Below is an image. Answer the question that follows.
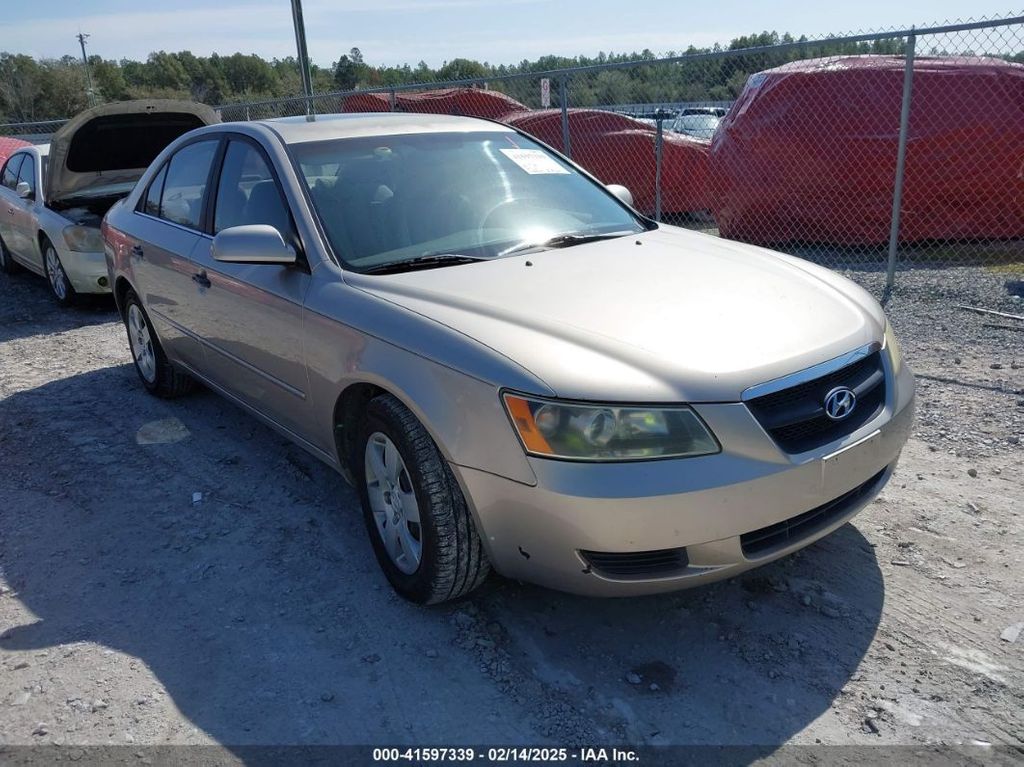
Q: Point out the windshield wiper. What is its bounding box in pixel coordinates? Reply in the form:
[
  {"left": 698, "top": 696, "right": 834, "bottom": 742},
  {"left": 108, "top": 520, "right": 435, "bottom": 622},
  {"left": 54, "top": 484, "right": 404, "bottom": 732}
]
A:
[
  {"left": 502, "top": 231, "right": 634, "bottom": 256},
  {"left": 362, "top": 253, "right": 486, "bottom": 275}
]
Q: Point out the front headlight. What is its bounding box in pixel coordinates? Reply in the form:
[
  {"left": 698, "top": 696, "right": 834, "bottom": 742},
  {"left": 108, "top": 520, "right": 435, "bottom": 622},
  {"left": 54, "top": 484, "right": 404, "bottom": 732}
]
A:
[
  {"left": 884, "top": 321, "right": 903, "bottom": 376},
  {"left": 503, "top": 393, "right": 720, "bottom": 461},
  {"left": 62, "top": 224, "right": 103, "bottom": 253}
]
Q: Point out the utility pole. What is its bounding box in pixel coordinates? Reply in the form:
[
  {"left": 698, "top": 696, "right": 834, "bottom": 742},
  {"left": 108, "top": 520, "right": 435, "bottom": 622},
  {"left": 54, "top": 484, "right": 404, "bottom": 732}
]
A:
[
  {"left": 76, "top": 32, "right": 97, "bottom": 106},
  {"left": 289, "top": 0, "right": 315, "bottom": 118}
]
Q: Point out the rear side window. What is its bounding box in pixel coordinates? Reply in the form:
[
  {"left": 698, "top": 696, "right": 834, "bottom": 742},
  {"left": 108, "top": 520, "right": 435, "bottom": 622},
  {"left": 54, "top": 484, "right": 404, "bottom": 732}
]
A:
[
  {"left": 213, "top": 140, "right": 292, "bottom": 236},
  {"left": 144, "top": 164, "right": 167, "bottom": 216},
  {"left": 1, "top": 154, "right": 24, "bottom": 190},
  {"left": 158, "top": 140, "right": 218, "bottom": 230}
]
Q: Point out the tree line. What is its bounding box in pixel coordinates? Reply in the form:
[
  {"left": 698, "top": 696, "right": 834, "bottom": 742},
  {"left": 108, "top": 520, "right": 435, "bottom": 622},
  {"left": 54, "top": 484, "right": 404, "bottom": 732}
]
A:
[{"left": 1, "top": 31, "right": 1013, "bottom": 124}]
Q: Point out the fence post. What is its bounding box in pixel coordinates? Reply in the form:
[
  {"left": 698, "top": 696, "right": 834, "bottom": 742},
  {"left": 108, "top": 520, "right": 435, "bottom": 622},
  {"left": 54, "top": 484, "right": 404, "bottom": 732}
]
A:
[
  {"left": 885, "top": 30, "right": 916, "bottom": 300},
  {"left": 559, "top": 76, "right": 571, "bottom": 158},
  {"left": 389, "top": 89, "right": 397, "bottom": 112}
]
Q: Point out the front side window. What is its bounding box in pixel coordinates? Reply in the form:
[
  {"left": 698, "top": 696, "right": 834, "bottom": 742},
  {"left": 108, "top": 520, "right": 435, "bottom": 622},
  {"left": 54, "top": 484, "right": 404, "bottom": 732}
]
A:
[
  {"left": 213, "top": 140, "right": 292, "bottom": 236},
  {"left": 159, "top": 140, "right": 218, "bottom": 229},
  {"left": 290, "top": 131, "right": 647, "bottom": 271},
  {"left": 1, "top": 154, "right": 24, "bottom": 190},
  {"left": 16, "top": 154, "right": 35, "bottom": 196}
]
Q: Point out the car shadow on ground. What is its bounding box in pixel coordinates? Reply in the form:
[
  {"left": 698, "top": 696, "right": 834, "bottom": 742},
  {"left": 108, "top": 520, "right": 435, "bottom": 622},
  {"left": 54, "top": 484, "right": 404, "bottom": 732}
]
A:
[
  {"left": 0, "top": 271, "right": 117, "bottom": 344},
  {"left": 0, "top": 363, "right": 884, "bottom": 753}
]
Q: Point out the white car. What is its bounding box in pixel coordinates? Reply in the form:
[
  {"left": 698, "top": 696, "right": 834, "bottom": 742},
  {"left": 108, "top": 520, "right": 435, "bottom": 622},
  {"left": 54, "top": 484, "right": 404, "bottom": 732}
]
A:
[{"left": 0, "top": 100, "right": 217, "bottom": 306}]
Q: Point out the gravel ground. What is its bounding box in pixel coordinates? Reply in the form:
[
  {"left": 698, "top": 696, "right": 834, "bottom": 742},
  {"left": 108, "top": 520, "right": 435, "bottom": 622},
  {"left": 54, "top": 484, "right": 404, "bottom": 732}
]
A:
[{"left": 0, "top": 263, "right": 1021, "bottom": 757}]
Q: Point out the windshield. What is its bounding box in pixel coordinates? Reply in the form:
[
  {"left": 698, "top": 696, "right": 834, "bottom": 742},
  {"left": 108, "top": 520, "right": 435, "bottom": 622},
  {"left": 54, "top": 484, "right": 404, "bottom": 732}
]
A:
[
  {"left": 290, "top": 130, "right": 647, "bottom": 271},
  {"left": 672, "top": 114, "right": 720, "bottom": 139}
]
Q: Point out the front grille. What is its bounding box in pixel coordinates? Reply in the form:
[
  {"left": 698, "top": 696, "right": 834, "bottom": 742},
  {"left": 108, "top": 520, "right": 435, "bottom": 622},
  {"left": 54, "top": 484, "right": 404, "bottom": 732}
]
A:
[
  {"left": 746, "top": 351, "right": 886, "bottom": 453},
  {"left": 741, "top": 467, "right": 887, "bottom": 557},
  {"left": 580, "top": 547, "right": 689, "bottom": 578}
]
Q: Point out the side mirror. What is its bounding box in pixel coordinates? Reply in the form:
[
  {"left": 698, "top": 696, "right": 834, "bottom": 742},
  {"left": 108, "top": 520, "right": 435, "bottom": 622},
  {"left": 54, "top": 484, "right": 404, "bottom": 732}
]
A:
[
  {"left": 607, "top": 184, "right": 633, "bottom": 208},
  {"left": 15, "top": 181, "right": 32, "bottom": 199},
  {"left": 212, "top": 224, "right": 296, "bottom": 266}
]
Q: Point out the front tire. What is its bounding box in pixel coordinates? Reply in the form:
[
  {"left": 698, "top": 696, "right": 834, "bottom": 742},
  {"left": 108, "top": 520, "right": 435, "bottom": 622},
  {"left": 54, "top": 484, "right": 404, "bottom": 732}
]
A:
[
  {"left": 122, "top": 288, "right": 195, "bottom": 398},
  {"left": 42, "top": 238, "right": 77, "bottom": 307},
  {"left": 356, "top": 394, "right": 491, "bottom": 604}
]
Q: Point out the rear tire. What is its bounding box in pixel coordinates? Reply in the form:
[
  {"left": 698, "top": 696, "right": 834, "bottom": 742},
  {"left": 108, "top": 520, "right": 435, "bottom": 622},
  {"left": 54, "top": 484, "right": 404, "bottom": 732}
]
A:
[
  {"left": 355, "top": 394, "right": 490, "bottom": 604},
  {"left": 0, "top": 235, "right": 19, "bottom": 275},
  {"left": 42, "top": 237, "right": 77, "bottom": 307},
  {"left": 122, "top": 288, "right": 195, "bottom": 398}
]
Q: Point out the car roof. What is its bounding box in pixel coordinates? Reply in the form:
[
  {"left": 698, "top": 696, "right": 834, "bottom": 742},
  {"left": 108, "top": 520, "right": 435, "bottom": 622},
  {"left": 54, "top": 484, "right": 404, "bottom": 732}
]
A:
[{"left": 259, "top": 112, "right": 514, "bottom": 144}]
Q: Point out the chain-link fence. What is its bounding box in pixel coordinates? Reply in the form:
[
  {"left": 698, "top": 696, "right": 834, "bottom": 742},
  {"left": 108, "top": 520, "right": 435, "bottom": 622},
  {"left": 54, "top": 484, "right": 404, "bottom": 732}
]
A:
[{"left": 4, "top": 15, "right": 1023, "bottom": 297}]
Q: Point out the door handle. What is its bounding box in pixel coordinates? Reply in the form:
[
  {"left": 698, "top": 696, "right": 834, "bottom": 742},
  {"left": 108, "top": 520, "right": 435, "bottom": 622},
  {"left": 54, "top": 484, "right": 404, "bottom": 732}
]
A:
[
  {"left": 192, "top": 271, "right": 211, "bottom": 288},
  {"left": 131, "top": 244, "right": 144, "bottom": 259}
]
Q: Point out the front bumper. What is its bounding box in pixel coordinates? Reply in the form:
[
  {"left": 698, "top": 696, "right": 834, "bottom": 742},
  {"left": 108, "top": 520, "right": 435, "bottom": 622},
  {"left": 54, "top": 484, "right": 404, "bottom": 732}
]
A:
[
  {"left": 454, "top": 360, "right": 915, "bottom": 597},
  {"left": 60, "top": 248, "right": 110, "bottom": 294}
]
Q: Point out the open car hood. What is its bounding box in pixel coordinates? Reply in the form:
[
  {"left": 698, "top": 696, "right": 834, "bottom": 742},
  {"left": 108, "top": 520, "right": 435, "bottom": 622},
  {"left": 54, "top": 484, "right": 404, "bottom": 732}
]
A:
[{"left": 46, "top": 99, "right": 220, "bottom": 205}]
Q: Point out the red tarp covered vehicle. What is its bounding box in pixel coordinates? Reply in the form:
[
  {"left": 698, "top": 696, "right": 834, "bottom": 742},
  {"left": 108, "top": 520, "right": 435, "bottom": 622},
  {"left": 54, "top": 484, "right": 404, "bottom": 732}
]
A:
[
  {"left": 503, "top": 109, "right": 712, "bottom": 216},
  {"left": 342, "top": 87, "right": 528, "bottom": 120},
  {"left": 0, "top": 137, "right": 31, "bottom": 167},
  {"left": 710, "top": 55, "right": 1024, "bottom": 246}
]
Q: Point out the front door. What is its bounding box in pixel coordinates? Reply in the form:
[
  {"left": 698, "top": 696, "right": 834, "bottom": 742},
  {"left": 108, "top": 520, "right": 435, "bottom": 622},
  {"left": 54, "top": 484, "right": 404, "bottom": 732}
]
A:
[{"left": 188, "top": 136, "right": 317, "bottom": 444}]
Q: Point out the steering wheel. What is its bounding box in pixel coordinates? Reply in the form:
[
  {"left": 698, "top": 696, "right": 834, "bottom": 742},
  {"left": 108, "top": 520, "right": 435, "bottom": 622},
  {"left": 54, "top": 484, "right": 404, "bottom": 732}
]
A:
[{"left": 477, "top": 196, "right": 547, "bottom": 248}]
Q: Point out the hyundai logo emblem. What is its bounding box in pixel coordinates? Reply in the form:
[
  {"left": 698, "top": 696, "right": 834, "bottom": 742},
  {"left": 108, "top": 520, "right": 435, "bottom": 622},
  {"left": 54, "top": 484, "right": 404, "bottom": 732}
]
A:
[{"left": 823, "top": 386, "right": 857, "bottom": 421}]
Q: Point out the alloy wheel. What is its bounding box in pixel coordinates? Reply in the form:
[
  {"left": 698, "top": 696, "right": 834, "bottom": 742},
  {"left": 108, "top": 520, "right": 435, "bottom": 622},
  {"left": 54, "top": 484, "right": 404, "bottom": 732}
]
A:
[
  {"left": 45, "top": 246, "right": 68, "bottom": 300},
  {"left": 364, "top": 432, "right": 422, "bottom": 574},
  {"left": 127, "top": 304, "right": 157, "bottom": 383}
]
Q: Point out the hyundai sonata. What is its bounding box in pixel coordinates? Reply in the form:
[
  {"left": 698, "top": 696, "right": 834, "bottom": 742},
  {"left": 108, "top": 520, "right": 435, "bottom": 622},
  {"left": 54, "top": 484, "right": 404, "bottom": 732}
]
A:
[{"left": 103, "top": 113, "right": 915, "bottom": 603}]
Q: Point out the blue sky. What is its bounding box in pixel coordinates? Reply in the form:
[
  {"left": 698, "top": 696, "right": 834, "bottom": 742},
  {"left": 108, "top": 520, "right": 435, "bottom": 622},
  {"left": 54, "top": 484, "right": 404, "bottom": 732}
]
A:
[{"left": 2, "top": 1, "right": 1020, "bottom": 66}]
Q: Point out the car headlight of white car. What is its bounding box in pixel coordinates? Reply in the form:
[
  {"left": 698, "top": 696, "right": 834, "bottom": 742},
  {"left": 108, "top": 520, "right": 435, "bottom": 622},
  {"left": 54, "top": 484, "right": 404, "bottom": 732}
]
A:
[
  {"left": 503, "top": 393, "right": 720, "bottom": 461},
  {"left": 884, "top": 321, "right": 903, "bottom": 376},
  {"left": 62, "top": 224, "right": 104, "bottom": 253}
]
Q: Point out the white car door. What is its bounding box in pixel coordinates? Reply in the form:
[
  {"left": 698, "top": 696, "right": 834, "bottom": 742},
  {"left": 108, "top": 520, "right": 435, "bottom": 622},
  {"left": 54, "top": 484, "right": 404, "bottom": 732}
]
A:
[
  {"left": 0, "top": 153, "right": 27, "bottom": 257},
  {"left": 7, "top": 152, "right": 43, "bottom": 269}
]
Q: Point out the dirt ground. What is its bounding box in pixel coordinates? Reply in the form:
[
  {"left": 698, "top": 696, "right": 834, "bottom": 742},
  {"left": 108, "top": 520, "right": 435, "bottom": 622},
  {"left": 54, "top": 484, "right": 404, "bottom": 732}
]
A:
[{"left": 0, "top": 263, "right": 1021, "bottom": 758}]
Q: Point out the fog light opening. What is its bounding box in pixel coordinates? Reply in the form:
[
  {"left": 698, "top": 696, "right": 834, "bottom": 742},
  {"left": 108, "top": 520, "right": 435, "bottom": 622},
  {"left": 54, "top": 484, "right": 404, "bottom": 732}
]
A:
[{"left": 97, "top": 276, "right": 109, "bottom": 288}]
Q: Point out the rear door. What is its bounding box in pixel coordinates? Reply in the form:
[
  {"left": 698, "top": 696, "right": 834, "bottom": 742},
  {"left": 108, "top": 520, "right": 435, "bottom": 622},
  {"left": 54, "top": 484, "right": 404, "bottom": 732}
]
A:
[
  {"left": 188, "top": 135, "right": 317, "bottom": 443},
  {"left": 128, "top": 137, "right": 221, "bottom": 372}
]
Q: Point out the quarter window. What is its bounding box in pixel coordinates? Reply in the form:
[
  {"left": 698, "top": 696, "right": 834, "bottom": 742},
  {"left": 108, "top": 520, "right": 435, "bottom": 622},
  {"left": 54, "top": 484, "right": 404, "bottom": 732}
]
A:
[
  {"left": 144, "top": 164, "right": 168, "bottom": 217},
  {"left": 158, "top": 140, "right": 218, "bottom": 230},
  {"left": 213, "top": 140, "right": 292, "bottom": 236},
  {"left": 1, "top": 154, "right": 24, "bottom": 190}
]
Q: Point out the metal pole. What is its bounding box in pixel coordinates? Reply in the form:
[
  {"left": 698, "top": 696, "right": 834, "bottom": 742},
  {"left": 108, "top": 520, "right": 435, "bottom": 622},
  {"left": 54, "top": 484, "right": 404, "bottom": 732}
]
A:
[
  {"left": 76, "top": 33, "right": 96, "bottom": 107},
  {"left": 654, "top": 113, "right": 665, "bottom": 222},
  {"left": 290, "top": 0, "right": 315, "bottom": 118},
  {"left": 885, "top": 31, "right": 916, "bottom": 300},
  {"left": 559, "top": 76, "right": 571, "bottom": 158},
  {"left": 389, "top": 89, "right": 397, "bottom": 112}
]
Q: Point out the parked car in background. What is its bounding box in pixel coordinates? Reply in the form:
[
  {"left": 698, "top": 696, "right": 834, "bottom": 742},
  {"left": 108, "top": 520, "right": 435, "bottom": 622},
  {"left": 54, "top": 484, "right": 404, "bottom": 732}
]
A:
[
  {"left": 104, "top": 113, "right": 915, "bottom": 605},
  {"left": 680, "top": 106, "right": 728, "bottom": 117},
  {"left": 0, "top": 100, "right": 217, "bottom": 305},
  {"left": 671, "top": 112, "right": 722, "bottom": 140}
]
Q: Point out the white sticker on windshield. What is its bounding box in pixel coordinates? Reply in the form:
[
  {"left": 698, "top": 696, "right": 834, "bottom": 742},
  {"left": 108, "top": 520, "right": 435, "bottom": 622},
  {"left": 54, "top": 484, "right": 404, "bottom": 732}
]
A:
[{"left": 499, "top": 148, "right": 570, "bottom": 174}]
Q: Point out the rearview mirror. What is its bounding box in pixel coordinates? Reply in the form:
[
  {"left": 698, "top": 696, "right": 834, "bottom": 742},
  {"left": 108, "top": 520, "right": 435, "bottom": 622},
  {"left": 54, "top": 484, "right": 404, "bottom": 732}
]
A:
[
  {"left": 212, "top": 224, "right": 296, "bottom": 266},
  {"left": 607, "top": 184, "right": 633, "bottom": 208},
  {"left": 15, "top": 181, "right": 32, "bottom": 199}
]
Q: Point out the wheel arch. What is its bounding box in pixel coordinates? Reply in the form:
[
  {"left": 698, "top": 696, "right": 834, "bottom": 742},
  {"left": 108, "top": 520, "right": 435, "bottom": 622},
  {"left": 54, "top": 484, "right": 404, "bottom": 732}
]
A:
[
  {"left": 332, "top": 381, "right": 387, "bottom": 483},
  {"left": 113, "top": 275, "right": 134, "bottom": 318}
]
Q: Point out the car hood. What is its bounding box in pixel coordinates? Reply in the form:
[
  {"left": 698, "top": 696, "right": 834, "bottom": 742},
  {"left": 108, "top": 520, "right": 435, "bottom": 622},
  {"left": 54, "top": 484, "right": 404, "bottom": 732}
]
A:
[
  {"left": 345, "top": 227, "right": 886, "bottom": 402},
  {"left": 46, "top": 100, "right": 219, "bottom": 205}
]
